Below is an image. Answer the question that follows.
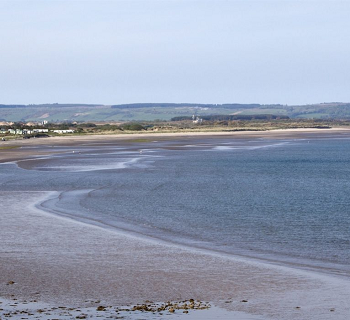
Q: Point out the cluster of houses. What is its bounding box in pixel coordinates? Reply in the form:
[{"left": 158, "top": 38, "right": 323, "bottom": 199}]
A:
[
  {"left": 0, "top": 120, "right": 75, "bottom": 136},
  {"left": 0, "top": 128, "right": 75, "bottom": 135}
]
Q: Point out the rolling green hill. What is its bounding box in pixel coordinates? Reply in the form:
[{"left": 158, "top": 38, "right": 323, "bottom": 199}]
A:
[{"left": 1, "top": 102, "right": 350, "bottom": 122}]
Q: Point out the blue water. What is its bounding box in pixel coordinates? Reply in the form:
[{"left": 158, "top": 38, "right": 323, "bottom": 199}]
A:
[{"left": 1, "top": 134, "right": 350, "bottom": 276}]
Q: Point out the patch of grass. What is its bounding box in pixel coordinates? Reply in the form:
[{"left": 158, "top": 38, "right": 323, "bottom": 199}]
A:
[
  {"left": 128, "top": 138, "right": 152, "bottom": 143},
  {"left": 0, "top": 146, "right": 20, "bottom": 150}
]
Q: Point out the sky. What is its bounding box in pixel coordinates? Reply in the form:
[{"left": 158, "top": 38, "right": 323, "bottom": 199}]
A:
[{"left": 0, "top": 0, "right": 350, "bottom": 105}]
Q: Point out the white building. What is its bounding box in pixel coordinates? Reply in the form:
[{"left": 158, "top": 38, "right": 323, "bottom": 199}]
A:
[{"left": 51, "top": 129, "right": 75, "bottom": 134}]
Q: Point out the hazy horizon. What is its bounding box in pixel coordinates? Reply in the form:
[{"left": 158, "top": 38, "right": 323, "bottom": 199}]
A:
[
  {"left": 1, "top": 101, "right": 350, "bottom": 107},
  {"left": 1, "top": 1, "right": 349, "bottom": 105}
]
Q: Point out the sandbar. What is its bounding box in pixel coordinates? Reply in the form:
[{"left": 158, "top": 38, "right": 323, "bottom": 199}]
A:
[{"left": 1, "top": 127, "right": 350, "bottom": 163}]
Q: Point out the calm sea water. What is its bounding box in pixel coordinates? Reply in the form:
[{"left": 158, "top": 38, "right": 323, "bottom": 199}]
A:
[{"left": 1, "top": 134, "right": 350, "bottom": 276}]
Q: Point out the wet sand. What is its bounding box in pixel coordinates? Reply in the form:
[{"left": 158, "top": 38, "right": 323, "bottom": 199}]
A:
[{"left": 1, "top": 129, "right": 350, "bottom": 319}]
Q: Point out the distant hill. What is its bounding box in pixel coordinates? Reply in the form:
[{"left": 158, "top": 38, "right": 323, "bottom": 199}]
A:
[
  {"left": 111, "top": 103, "right": 266, "bottom": 109},
  {"left": 0, "top": 102, "right": 349, "bottom": 122}
]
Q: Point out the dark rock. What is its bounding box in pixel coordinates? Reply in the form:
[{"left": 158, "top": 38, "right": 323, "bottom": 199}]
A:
[{"left": 96, "top": 306, "right": 106, "bottom": 311}]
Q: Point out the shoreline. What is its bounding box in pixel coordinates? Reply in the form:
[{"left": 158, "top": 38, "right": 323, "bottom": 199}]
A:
[
  {"left": 36, "top": 189, "right": 350, "bottom": 280},
  {"left": 1, "top": 191, "right": 350, "bottom": 319},
  {"left": 2, "top": 129, "right": 350, "bottom": 319}
]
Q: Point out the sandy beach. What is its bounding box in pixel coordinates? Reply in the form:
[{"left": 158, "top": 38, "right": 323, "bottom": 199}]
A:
[
  {"left": 1, "top": 127, "right": 350, "bottom": 163},
  {"left": 1, "top": 129, "right": 350, "bottom": 319}
]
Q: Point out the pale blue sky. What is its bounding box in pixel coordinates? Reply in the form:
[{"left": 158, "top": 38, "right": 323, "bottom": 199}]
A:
[{"left": 0, "top": 0, "right": 349, "bottom": 105}]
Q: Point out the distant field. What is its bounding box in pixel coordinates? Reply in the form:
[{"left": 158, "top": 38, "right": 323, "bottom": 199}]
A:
[
  {"left": 237, "top": 108, "right": 288, "bottom": 116},
  {"left": 297, "top": 113, "right": 331, "bottom": 119}
]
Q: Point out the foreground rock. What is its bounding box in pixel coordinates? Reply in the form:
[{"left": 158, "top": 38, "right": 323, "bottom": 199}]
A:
[{"left": 0, "top": 297, "right": 211, "bottom": 319}]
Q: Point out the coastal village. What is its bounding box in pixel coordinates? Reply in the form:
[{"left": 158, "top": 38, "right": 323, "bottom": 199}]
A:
[{"left": 0, "top": 120, "right": 74, "bottom": 137}]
